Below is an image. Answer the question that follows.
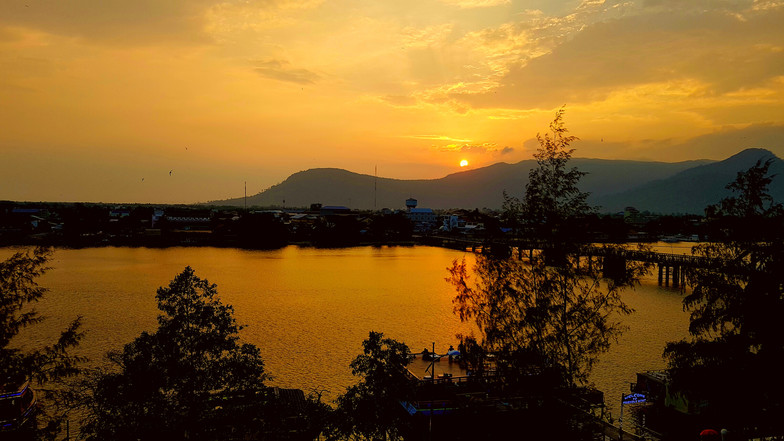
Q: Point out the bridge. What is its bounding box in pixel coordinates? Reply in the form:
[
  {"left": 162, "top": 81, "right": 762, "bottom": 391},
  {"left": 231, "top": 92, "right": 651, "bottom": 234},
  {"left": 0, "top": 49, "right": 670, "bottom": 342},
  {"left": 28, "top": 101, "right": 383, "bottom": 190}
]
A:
[{"left": 418, "top": 235, "right": 741, "bottom": 288}]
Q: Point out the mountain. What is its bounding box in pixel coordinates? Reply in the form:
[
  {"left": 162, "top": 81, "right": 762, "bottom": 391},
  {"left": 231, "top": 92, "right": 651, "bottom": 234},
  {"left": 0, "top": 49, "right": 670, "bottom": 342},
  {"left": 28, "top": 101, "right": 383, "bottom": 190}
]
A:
[
  {"left": 210, "top": 154, "right": 733, "bottom": 212},
  {"left": 594, "top": 148, "right": 784, "bottom": 214},
  {"left": 208, "top": 149, "right": 784, "bottom": 214}
]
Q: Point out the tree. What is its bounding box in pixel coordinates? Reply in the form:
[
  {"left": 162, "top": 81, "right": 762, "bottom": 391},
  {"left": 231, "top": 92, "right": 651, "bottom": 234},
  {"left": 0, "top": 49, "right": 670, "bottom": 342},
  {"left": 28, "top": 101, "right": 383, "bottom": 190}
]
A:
[
  {"left": 448, "top": 109, "right": 646, "bottom": 390},
  {"left": 80, "top": 267, "right": 270, "bottom": 441},
  {"left": 522, "top": 108, "right": 590, "bottom": 227},
  {"left": 664, "top": 159, "right": 784, "bottom": 436},
  {"left": 327, "top": 331, "right": 413, "bottom": 441},
  {"left": 0, "top": 247, "right": 84, "bottom": 439},
  {"left": 448, "top": 249, "right": 643, "bottom": 389},
  {"left": 503, "top": 107, "right": 591, "bottom": 245}
]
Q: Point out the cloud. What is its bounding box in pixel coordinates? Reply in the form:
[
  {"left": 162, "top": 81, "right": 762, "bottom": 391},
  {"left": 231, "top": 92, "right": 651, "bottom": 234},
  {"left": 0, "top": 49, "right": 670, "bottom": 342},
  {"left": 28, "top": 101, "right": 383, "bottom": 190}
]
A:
[
  {"left": 406, "top": 135, "right": 474, "bottom": 143},
  {"left": 400, "top": 24, "right": 454, "bottom": 49},
  {"left": 653, "top": 123, "right": 784, "bottom": 160},
  {"left": 0, "top": 0, "right": 324, "bottom": 46},
  {"left": 565, "top": 123, "right": 784, "bottom": 161},
  {"left": 439, "top": 142, "right": 514, "bottom": 155},
  {"left": 440, "top": 0, "right": 511, "bottom": 8},
  {"left": 380, "top": 95, "right": 419, "bottom": 106},
  {"left": 0, "top": 0, "right": 216, "bottom": 45},
  {"left": 452, "top": 6, "right": 784, "bottom": 109},
  {"left": 253, "top": 59, "right": 320, "bottom": 84}
]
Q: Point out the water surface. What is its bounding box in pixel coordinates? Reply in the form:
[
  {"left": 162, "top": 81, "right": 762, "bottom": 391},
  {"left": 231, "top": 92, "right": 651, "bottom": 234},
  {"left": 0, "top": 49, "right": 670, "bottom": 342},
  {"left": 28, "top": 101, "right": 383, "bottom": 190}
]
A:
[{"left": 2, "top": 244, "right": 691, "bottom": 419}]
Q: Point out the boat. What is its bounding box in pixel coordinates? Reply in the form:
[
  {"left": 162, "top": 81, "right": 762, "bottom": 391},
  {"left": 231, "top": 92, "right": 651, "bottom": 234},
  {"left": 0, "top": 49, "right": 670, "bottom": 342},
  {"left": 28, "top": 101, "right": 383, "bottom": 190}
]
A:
[{"left": 0, "top": 379, "right": 36, "bottom": 432}]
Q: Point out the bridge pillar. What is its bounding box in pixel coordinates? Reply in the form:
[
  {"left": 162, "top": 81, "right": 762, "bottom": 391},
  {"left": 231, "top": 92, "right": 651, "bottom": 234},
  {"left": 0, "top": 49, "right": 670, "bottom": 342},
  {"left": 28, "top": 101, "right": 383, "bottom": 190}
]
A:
[
  {"left": 680, "top": 267, "right": 687, "bottom": 287},
  {"left": 665, "top": 265, "right": 670, "bottom": 287},
  {"left": 672, "top": 266, "right": 680, "bottom": 288},
  {"left": 658, "top": 264, "right": 663, "bottom": 285}
]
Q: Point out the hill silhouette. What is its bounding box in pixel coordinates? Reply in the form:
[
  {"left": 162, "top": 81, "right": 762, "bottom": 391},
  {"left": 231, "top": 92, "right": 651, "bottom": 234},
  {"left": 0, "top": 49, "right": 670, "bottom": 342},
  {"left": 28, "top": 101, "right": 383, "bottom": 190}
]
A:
[
  {"left": 210, "top": 149, "right": 783, "bottom": 214},
  {"left": 595, "top": 148, "right": 784, "bottom": 214}
]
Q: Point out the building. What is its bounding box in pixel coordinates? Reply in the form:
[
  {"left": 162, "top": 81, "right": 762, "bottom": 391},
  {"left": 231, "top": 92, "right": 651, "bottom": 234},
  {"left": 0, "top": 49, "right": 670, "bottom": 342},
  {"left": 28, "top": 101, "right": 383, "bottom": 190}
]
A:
[{"left": 406, "top": 208, "right": 436, "bottom": 224}]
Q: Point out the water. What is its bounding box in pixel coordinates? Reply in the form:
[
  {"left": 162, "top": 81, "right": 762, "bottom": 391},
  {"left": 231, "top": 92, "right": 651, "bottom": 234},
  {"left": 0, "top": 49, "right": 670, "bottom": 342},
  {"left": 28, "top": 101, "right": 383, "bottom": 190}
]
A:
[{"left": 2, "top": 244, "right": 691, "bottom": 419}]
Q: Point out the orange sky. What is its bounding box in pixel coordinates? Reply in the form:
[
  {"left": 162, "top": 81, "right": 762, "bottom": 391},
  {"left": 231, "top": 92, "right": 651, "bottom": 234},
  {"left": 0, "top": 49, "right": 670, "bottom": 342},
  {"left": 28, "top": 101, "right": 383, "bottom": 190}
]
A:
[{"left": 2, "top": 0, "right": 783, "bottom": 204}]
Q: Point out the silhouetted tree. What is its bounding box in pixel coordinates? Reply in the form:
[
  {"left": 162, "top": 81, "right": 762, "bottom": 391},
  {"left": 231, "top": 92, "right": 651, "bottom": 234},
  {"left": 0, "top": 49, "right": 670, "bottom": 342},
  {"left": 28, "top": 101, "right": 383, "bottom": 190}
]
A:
[
  {"left": 0, "top": 247, "right": 84, "bottom": 439},
  {"left": 448, "top": 110, "right": 647, "bottom": 390},
  {"left": 237, "top": 212, "right": 290, "bottom": 248},
  {"left": 327, "top": 331, "right": 413, "bottom": 441},
  {"left": 368, "top": 212, "right": 413, "bottom": 242},
  {"left": 504, "top": 108, "right": 592, "bottom": 245},
  {"left": 313, "top": 215, "right": 362, "bottom": 247},
  {"left": 664, "top": 159, "right": 784, "bottom": 436},
  {"left": 80, "top": 267, "right": 271, "bottom": 441},
  {"left": 448, "top": 249, "right": 645, "bottom": 389}
]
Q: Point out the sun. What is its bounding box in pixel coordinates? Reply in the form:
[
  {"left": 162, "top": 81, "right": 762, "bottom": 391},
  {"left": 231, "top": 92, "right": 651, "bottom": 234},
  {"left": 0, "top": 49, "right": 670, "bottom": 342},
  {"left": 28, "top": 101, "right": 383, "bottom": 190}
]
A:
[{"left": 459, "top": 159, "right": 469, "bottom": 167}]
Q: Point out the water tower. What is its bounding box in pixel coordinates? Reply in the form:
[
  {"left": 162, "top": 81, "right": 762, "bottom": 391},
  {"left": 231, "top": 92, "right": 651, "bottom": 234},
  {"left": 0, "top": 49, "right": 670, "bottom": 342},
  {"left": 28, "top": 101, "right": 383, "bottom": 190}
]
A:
[{"left": 405, "top": 198, "right": 417, "bottom": 211}]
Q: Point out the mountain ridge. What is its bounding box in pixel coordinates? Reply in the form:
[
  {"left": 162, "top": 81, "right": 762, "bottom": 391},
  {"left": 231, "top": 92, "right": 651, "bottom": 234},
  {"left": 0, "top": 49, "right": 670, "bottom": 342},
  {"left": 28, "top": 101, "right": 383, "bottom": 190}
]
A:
[{"left": 210, "top": 149, "right": 782, "bottom": 214}]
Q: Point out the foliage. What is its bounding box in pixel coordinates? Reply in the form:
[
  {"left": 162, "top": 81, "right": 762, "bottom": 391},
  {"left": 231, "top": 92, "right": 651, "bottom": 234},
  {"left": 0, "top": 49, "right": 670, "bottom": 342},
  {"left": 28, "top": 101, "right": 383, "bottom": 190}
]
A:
[
  {"left": 664, "top": 159, "right": 784, "bottom": 434},
  {"left": 448, "top": 109, "right": 646, "bottom": 390},
  {"left": 313, "top": 215, "right": 363, "bottom": 247},
  {"left": 237, "top": 212, "right": 290, "bottom": 248},
  {"left": 448, "top": 250, "right": 644, "bottom": 389},
  {"left": 368, "top": 212, "right": 414, "bottom": 242},
  {"left": 504, "top": 107, "right": 591, "bottom": 242},
  {"left": 0, "top": 247, "right": 85, "bottom": 440},
  {"left": 80, "top": 266, "right": 271, "bottom": 441},
  {"left": 327, "top": 331, "right": 413, "bottom": 441}
]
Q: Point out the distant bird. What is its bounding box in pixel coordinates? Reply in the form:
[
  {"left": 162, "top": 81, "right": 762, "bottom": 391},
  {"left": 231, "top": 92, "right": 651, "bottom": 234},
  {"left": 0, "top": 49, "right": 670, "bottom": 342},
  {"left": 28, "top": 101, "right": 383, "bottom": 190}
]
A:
[
  {"left": 169, "top": 169, "right": 173, "bottom": 176},
  {"left": 142, "top": 177, "right": 145, "bottom": 182}
]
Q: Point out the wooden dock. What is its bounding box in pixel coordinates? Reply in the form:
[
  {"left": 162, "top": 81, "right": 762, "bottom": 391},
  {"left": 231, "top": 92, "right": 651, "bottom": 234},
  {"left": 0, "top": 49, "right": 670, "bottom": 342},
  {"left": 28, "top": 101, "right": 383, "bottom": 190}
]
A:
[{"left": 420, "top": 235, "right": 750, "bottom": 287}]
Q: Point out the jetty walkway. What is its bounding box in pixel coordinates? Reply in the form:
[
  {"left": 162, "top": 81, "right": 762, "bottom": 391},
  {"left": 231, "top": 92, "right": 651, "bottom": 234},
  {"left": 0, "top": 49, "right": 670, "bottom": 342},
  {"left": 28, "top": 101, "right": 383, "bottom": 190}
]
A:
[{"left": 419, "top": 235, "right": 743, "bottom": 288}]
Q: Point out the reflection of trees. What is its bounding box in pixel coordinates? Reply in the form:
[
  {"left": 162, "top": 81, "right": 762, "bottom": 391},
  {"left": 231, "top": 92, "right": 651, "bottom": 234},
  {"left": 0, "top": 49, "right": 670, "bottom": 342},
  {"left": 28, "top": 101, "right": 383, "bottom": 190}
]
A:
[{"left": 448, "top": 109, "right": 648, "bottom": 391}]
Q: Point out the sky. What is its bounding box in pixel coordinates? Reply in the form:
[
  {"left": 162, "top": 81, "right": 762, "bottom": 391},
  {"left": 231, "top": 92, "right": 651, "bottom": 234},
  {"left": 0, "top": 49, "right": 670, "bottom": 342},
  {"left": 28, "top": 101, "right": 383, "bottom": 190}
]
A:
[{"left": 1, "top": 0, "right": 783, "bottom": 204}]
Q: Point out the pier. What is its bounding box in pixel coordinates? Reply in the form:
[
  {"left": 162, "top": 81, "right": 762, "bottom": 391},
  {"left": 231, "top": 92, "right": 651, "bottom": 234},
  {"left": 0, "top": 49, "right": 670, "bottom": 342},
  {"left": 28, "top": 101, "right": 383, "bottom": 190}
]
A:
[{"left": 420, "top": 235, "right": 744, "bottom": 288}]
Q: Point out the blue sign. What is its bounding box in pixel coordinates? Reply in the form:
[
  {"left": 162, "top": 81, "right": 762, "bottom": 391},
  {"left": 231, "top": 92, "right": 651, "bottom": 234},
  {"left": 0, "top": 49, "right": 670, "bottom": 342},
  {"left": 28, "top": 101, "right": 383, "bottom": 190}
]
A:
[
  {"left": 399, "top": 401, "right": 417, "bottom": 416},
  {"left": 622, "top": 393, "right": 647, "bottom": 404}
]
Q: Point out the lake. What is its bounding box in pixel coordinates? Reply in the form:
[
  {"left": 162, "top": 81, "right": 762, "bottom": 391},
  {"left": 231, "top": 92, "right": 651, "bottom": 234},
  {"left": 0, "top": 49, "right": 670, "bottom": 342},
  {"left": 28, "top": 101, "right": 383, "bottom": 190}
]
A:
[{"left": 2, "top": 244, "right": 692, "bottom": 419}]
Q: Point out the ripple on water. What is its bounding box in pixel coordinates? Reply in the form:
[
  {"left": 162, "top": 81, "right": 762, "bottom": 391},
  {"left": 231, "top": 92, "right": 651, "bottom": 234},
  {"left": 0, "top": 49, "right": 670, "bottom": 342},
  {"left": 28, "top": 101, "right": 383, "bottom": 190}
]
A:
[{"left": 3, "top": 244, "right": 691, "bottom": 411}]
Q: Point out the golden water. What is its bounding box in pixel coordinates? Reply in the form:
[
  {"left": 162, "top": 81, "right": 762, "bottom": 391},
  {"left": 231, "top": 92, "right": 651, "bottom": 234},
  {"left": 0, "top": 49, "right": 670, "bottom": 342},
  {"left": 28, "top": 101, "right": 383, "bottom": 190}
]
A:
[{"left": 2, "top": 244, "right": 691, "bottom": 419}]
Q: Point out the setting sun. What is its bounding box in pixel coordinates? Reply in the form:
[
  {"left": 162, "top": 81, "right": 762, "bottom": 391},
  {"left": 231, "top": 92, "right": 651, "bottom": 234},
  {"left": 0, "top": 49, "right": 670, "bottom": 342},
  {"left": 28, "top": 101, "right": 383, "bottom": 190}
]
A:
[{"left": 460, "top": 159, "right": 469, "bottom": 167}]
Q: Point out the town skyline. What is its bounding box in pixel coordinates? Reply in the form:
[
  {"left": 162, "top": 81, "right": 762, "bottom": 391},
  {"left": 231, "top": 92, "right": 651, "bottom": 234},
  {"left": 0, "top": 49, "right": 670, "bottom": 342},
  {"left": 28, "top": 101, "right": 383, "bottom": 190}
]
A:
[{"left": 2, "top": 0, "right": 783, "bottom": 204}]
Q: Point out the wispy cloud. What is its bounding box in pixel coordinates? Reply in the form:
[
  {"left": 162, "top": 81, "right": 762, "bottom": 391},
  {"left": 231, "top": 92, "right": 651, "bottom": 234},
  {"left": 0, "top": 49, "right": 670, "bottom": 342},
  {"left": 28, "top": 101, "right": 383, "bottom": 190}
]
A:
[
  {"left": 400, "top": 24, "right": 454, "bottom": 49},
  {"left": 379, "top": 95, "right": 418, "bottom": 106},
  {"left": 439, "top": 142, "right": 514, "bottom": 155},
  {"left": 405, "top": 135, "right": 473, "bottom": 143},
  {"left": 253, "top": 59, "right": 320, "bottom": 84},
  {"left": 448, "top": 4, "right": 784, "bottom": 111},
  {"left": 440, "top": 0, "right": 511, "bottom": 9}
]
